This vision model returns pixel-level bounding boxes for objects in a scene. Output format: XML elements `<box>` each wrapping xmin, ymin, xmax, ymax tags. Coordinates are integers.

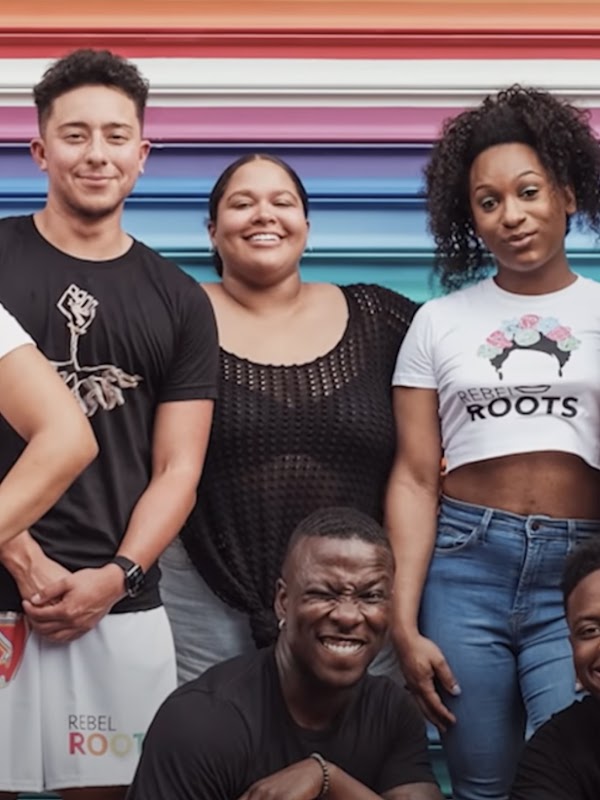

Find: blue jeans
<box><xmin>420</xmin><ymin>495</ymin><xmax>599</xmax><ymax>800</ymax></box>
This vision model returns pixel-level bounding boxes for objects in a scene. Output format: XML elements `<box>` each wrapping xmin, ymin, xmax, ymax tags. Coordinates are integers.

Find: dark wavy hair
<box><xmin>208</xmin><ymin>153</ymin><xmax>310</xmax><ymax>276</ymax></box>
<box><xmin>425</xmin><ymin>85</ymin><xmax>600</xmax><ymax>292</ymax></box>
<box><xmin>34</xmin><ymin>49</ymin><xmax>149</xmax><ymax>130</ymax></box>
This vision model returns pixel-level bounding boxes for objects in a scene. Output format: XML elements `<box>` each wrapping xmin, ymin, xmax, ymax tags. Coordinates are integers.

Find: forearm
<box><xmin>0</xmin><ymin>427</ymin><xmax>95</xmax><ymax>549</ymax></box>
<box><xmin>0</xmin><ymin>529</ymin><xmax>45</xmax><ymax>580</ymax></box>
<box><xmin>385</xmin><ymin>470</ymin><xmax>439</xmax><ymax>641</ymax></box>
<box><xmin>328</xmin><ymin>765</ymin><xmax>442</xmax><ymax>800</ymax></box>
<box><xmin>116</xmin><ymin>467</ymin><xmax>198</xmax><ymax>571</ymax></box>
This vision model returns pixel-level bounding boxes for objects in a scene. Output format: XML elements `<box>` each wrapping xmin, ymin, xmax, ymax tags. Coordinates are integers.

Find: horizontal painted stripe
<box><xmin>5</xmin><ymin>58</ymin><xmax>600</xmax><ymax>109</ymax></box>
<box><xmin>0</xmin><ymin>106</ymin><xmax>453</xmax><ymax>142</ymax></box>
<box><xmin>5</xmin><ymin>105</ymin><xmax>600</xmax><ymax>144</ymax></box>
<box><xmin>2</xmin><ymin>29</ymin><xmax>600</xmax><ymax>59</ymax></box>
<box><xmin>2</xmin><ymin>1</ymin><xmax>600</xmax><ymax>30</ymax></box>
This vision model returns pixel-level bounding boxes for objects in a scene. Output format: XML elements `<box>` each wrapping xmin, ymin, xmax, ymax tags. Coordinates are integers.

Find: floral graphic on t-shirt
<box><xmin>50</xmin><ymin>283</ymin><xmax>142</xmax><ymax>417</ymax></box>
<box><xmin>477</xmin><ymin>314</ymin><xmax>580</xmax><ymax>380</ymax></box>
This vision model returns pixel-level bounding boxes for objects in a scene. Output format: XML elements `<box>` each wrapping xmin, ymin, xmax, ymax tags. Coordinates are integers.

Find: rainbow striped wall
<box><xmin>0</xmin><ymin>0</ymin><xmax>599</xmax><ymax>302</ymax></box>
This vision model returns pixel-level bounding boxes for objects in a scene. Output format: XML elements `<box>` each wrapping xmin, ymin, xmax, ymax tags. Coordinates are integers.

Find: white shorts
<box><xmin>0</xmin><ymin>606</ymin><xmax>176</xmax><ymax>792</ymax></box>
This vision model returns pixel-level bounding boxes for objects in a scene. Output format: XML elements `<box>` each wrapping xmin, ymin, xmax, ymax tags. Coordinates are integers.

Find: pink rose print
<box><xmin>545</xmin><ymin>326</ymin><xmax>572</xmax><ymax>342</ymax></box>
<box><xmin>519</xmin><ymin>314</ymin><xmax>541</xmax><ymax>329</ymax></box>
<box><xmin>478</xmin><ymin>313</ymin><xmax>580</xmax><ymax>379</ymax></box>
<box><xmin>486</xmin><ymin>330</ymin><xmax>512</xmax><ymax>349</ymax></box>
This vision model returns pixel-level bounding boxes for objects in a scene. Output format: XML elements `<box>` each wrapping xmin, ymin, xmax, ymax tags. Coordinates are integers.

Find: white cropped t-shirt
<box><xmin>0</xmin><ymin>301</ymin><xmax>33</xmax><ymax>361</ymax></box>
<box><xmin>393</xmin><ymin>276</ymin><xmax>600</xmax><ymax>472</ymax></box>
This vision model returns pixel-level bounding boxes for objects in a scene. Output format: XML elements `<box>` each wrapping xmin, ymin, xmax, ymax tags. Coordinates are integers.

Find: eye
<box><xmin>360</xmin><ymin>590</ymin><xmax>386</xmax><ymax>604</ymax></box>
<box><xmin>109</xmin><ymin>134</ymin><xmax>128</xmax><ymax>143</ymax></box>
<box><xmin>64</xmin><ymin>133</ymin><xmax>84</xmax><ymax>142</ymax></box>
<box><xmin>478</xmin><ymin>196</ymin><xmax>498</xmax><ymax>212</ymax></box>
<box><xmin>576</xmin><ymin>623</ymin><xmax>600</xmax><ymax>639</ymax></box>
<box><xmin>306</xmin><ymin>590</ymin><xmax>335</xmax><ymax>602</ymax></box>
<box><xmin>520</xmin><ymin>185</ymin><xmax>539</xmax><ymax>199</ymax></box>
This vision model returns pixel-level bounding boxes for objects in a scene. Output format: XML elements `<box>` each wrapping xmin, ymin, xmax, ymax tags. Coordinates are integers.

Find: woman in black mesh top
<box><xmin>159</xmin><ymin>154</ymin><xmax>417</xmax><ymax>682</ymax></box>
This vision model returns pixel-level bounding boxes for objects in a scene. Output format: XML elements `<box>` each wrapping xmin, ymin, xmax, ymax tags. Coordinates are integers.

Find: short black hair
<box><xmin>34</xmin><ymin>48</ymin><xmax>149</xmax><ymax>130</ymax></box>
<box><xmin>207</xmin><ymin>153</ymin><xmax>310</xmax><ymax>276</ymax></box>
<box><xmin>283</xmin><ymin>506</ymin><xmax>392</xmax><ymax>571</ymax></box>
<box><xmin>562</xmin><ymin>538</ymin><xmax>600</xmax><ymax>610</ymax></box>
<box><xmin>425</xmin><ymin>84</ymin><xmax>600</xmax><ymax>292</ymax></box>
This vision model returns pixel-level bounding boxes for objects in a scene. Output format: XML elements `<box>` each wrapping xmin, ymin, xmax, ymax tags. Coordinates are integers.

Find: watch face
<box><xmin>125</xmin><ymin>565</ymin><xmax>145</xmax><ymax>598</ymax></box>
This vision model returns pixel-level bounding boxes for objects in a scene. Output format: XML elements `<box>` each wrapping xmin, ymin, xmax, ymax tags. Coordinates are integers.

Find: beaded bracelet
<box><xmin>309</xmin><ymin>752</ymin><xmax>330</xmax><ymax>798</ymax></box>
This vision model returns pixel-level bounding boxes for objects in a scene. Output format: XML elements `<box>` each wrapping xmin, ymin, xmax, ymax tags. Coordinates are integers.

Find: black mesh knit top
<box><xmin>180</xmin><ymin>283</ymin><xmax>417</xmax><ymax>645</ymax></box>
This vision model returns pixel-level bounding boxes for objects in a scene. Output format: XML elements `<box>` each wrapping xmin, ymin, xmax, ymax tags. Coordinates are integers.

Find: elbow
<box><xmin>65</xmin><ymin>418</ymin><xmax>98</xmax><ymax>475</ymax></box>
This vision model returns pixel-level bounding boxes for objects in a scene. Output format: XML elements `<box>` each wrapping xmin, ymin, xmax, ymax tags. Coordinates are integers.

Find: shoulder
<box><xmin>130</xmin><ymin>240</ymin><xmax>195</xmax><ymax>283</ymax></box>
<box><xmin>195</xmin><ymin>648</ymin><xmax>274</xmax><ymax>708</ymax></box>
<box><xmin>343</xmin><ymin>283</ymin><xmax>418</xmax><ymax>319</ymax></box>
<box><xmin>0</xmin><ymin>215</ymin><xmax>33</xmax><ymax>245</ymax></box>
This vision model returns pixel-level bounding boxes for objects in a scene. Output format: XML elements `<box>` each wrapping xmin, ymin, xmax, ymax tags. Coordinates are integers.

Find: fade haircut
<box><xmin>283</xmin><ymin>506</ymin><xmax>393</xmax><ymax>570</ymax></box>
<box><xmin>562</xmin><ymin>538</ymin><xmax>600</xmax><ymax>611</ymax></box>
<box><xmin>33</xmin><ymin>49</ymin><xmax>149</xmax><ymax>130</ymax></box>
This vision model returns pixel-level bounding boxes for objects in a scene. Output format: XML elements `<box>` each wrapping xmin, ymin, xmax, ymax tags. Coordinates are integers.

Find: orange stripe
<box><xmin>2</xmin><ymin>1</ymin><xmax>600</xmax><ymax>31</ymax></box>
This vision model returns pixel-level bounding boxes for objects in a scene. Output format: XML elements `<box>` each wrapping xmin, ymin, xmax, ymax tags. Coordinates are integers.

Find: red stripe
<box><xmin>2</xmin><ymin>29</ymin><xmax>600</xmax><ymax>59</ymax></box>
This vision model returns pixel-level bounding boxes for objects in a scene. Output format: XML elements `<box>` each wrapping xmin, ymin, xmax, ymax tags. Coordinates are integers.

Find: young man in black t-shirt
<box><xmin>511</xmin><ymin>538</ymin><xmax>600</xmax><ymax>800</ymax></box>
<box><xmin>0</xmin><ymin>49</ymin><xmax>218</xmax><ymax>799</ymax></box>
<box><xmin>128</xmin><ymin>507</ymin><xmax>442</xmax><ymax>800</ymax></box>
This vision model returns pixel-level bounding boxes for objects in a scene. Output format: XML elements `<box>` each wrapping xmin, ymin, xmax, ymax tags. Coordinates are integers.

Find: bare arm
<box><xmin>23</xmin><ymin>398</ymin><xmax>214</xmax><ymax>641</ymax></box>
<box><xmin>0</xmin><ymin>343</ymin><xmax>97</xmax><ymax>547</ymax></box>
<box><xmin>385</xmin><ymin>387</ymin><xmax>459</xmax><ymax>729</ymax></box>
<box><xmin>237</xmin><ymin>759</ymin><xmax>442</xmax><ymax>800</ymax></box>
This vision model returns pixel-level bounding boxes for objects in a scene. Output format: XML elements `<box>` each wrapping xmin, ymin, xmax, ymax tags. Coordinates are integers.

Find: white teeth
<box><xmin>248</xmin><ymin>234</ymin><xmax>279</xmax><ymax>242</ymax></box>
<box><xmin>322</xmin><ymin>640</ymin><xmax>362</xmax><ymax>655</ymax></box>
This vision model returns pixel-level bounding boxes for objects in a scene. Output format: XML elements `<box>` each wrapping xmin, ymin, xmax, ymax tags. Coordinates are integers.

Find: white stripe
<box><xmin>3</xmin><ymin>57</ymin><xmax>600</xmax><ymax>106</ymax></box>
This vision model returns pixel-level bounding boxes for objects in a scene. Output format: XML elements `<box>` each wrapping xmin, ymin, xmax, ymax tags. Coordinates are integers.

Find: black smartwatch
<box><xmin>110</xmin><ymin>555</ymin><xmax>145</xmax><ymax>598</ymax></box>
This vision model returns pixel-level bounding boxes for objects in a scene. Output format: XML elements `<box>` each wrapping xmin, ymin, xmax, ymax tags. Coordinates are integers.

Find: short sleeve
<box><xmin>510</xmin><ymin>716</ymin><xmax>580</xmax><ymax>800</ymax></box>
<box><xmin>127</xmin><ymin>689</ymin><xmax>250</xmax><ymax>800</ymax></box>
<box><xmin>0</xmin><ymin>301</ymin><xmax>34</xmax><ymax>360</ymax></box>
<box><xmin>376</xmin><ymin>687</ymin><xmax>439</xmax><ymax>792</ymax></box>
<box><xmin>391</xmin><ymin>301</ymin><xmax>437</xmax><ymax>389</ymax></box>
<box><xmin>159</xmin><ymin>282</ymin><xmax>219</xmax><ymax>403</ymax></box>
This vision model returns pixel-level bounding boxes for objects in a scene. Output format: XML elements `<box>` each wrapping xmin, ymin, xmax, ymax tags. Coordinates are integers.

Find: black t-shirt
<box><xmin>127</xmin><ymin>647</ymin><xmax>437</xmax><ymax>799</ymax></box>
<box><xmin>510</xmin><ymin>695</ymin><xmax>600</xmax><ymax>800</ymax></box>
<box><xmin>0</xmin><ymin>215</ymin><xmax>218</xmax><ymax>612</ymax></box>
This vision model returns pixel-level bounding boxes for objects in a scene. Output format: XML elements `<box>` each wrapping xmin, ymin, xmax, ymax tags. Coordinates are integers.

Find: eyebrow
<box><xmin>57</xmin><ymin>122</ymin><xmax>135</xmax><ymax>131</ymax></box>
<box><xmin>473</xmin><ymin>169</ymin><xmax>543</xmax><ymax>193</ymax></box>
<box><xmin>227</xmin><ymin>189</ymin><xmax>298</xmax><ymax>200</ymax></box>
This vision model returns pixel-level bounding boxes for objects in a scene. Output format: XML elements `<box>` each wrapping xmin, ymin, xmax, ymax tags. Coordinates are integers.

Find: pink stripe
<box><xmin>5</xmin><ymin>105</ymin><xmax>600</xmax><ymax>143</ymax></box>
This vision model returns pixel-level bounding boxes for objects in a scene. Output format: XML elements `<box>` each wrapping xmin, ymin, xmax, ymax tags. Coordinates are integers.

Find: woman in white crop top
<box><xmin>387</xmin><ymin>86</ymin><xmax>600</xmax><ymax>800</ymax></box>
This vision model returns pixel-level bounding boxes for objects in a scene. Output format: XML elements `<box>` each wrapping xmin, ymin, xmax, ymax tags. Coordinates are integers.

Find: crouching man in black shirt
<box><xmin>128</xmin><ymin>506</ymin><xmax>443</xmax><ymax>800</ymax></box>
<box><xmin>511</xmin><ymin>538</ymin><xmax>600</xmax><ymax>800</ymax></box>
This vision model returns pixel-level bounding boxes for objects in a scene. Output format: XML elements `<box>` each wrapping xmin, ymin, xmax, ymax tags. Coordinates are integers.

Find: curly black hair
<box><xmin>34</xmin><ymin>49</ymin><xmax>149</xmax><ymax>130</ymax></box>
<box><xmin>562</xmin><ymin>537</ymin><xmax>600</xmax><ymax>611</ymax></box>
<box><xmin>425</xmin><ymin>85</ymin><xmax>600</xmax><ymax>291</ymax></box>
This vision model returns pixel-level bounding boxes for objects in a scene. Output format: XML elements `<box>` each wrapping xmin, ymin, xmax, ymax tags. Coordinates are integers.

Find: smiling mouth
<box><xmin>319</xmin><ymin>637</ymin><xmax>366</xmax><ymax>656</ymax></box>
<box><xmin>245</xmin><ymin>233</ymin><xmax>282</xmax><ymax>243</ymax></box>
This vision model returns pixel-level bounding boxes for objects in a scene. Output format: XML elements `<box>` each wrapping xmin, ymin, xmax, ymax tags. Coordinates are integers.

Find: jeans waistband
<box><xmin>440</xmin><ymin>494</ymin><xmax>600</xmax><ymax>531</ymax></box>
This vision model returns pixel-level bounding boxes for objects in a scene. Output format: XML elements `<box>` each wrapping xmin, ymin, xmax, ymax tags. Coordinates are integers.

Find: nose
<box><xmin>328</xmin><ymin>597</ymin><xmax>363</xmax><ymax>629</ymax></box>
<box><xmin>501</xmin><ymin>195</ymin><xmax>526</xmax><ymax>228</ymax></box>
<box><xmin>84</xmin><ymin>133</ymin><xmax>109</xmax><ymax>165</ymax></box>
<box><xmin>251</xmin><ymin>200</ymin><xmax>276</xmax><ymax>224</ymax></box>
